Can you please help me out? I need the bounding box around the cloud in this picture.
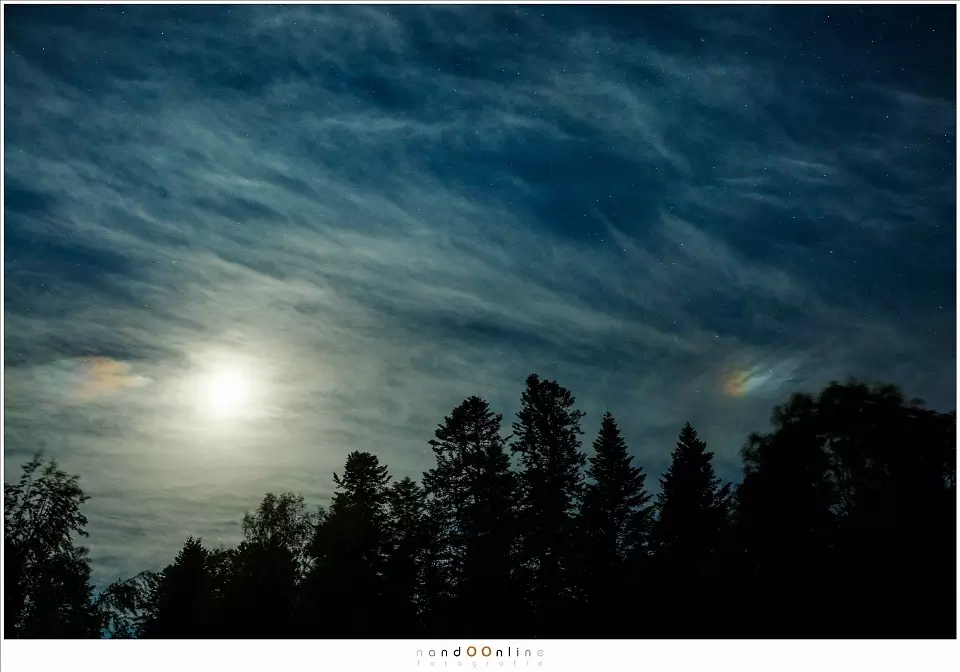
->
[3,5,954,587]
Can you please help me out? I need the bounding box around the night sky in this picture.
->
[4,4,955,588]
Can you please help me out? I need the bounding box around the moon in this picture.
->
[196,365,253,418]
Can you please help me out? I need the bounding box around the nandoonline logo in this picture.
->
[416,646,546,667]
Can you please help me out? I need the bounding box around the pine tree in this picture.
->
[578,412,653,634]
[421,396,518,635]
[383,477,429,635]
[510,374,586,636]
[138,537,215,638]
[652,422,731,635]
[306,451,392,636]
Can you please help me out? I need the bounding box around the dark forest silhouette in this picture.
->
[4,374,956,638]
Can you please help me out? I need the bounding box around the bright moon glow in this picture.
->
[197,366,253,418]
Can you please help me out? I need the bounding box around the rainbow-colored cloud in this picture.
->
[32,356,151,404]
[722,359,801,398]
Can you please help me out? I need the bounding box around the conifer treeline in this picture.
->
[4,374,956,638]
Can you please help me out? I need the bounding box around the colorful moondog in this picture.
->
[32,356,151,403]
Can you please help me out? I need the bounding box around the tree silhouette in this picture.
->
[421,396,519,635]
[2,374,955,639]
[736,380,956,637]
[734,390,838,636]
[306,451,392,636]
[138,537,216,638]
[577,412,653,636]
[223,540,299,637]
[4,454,100,638]
[243,491,316,635]
[511,374,587,636]
[199,547,237,637]
[652,422,731,636]
[382,476,430,636]
[240,492,315,580]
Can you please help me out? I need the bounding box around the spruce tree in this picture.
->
[578,412,652,634]
[510,374,586,636]
[652,422,731,635]
[421,396,518,635]
[306,451,392,636]
[138,537,215,638]
[383,477,429,635]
